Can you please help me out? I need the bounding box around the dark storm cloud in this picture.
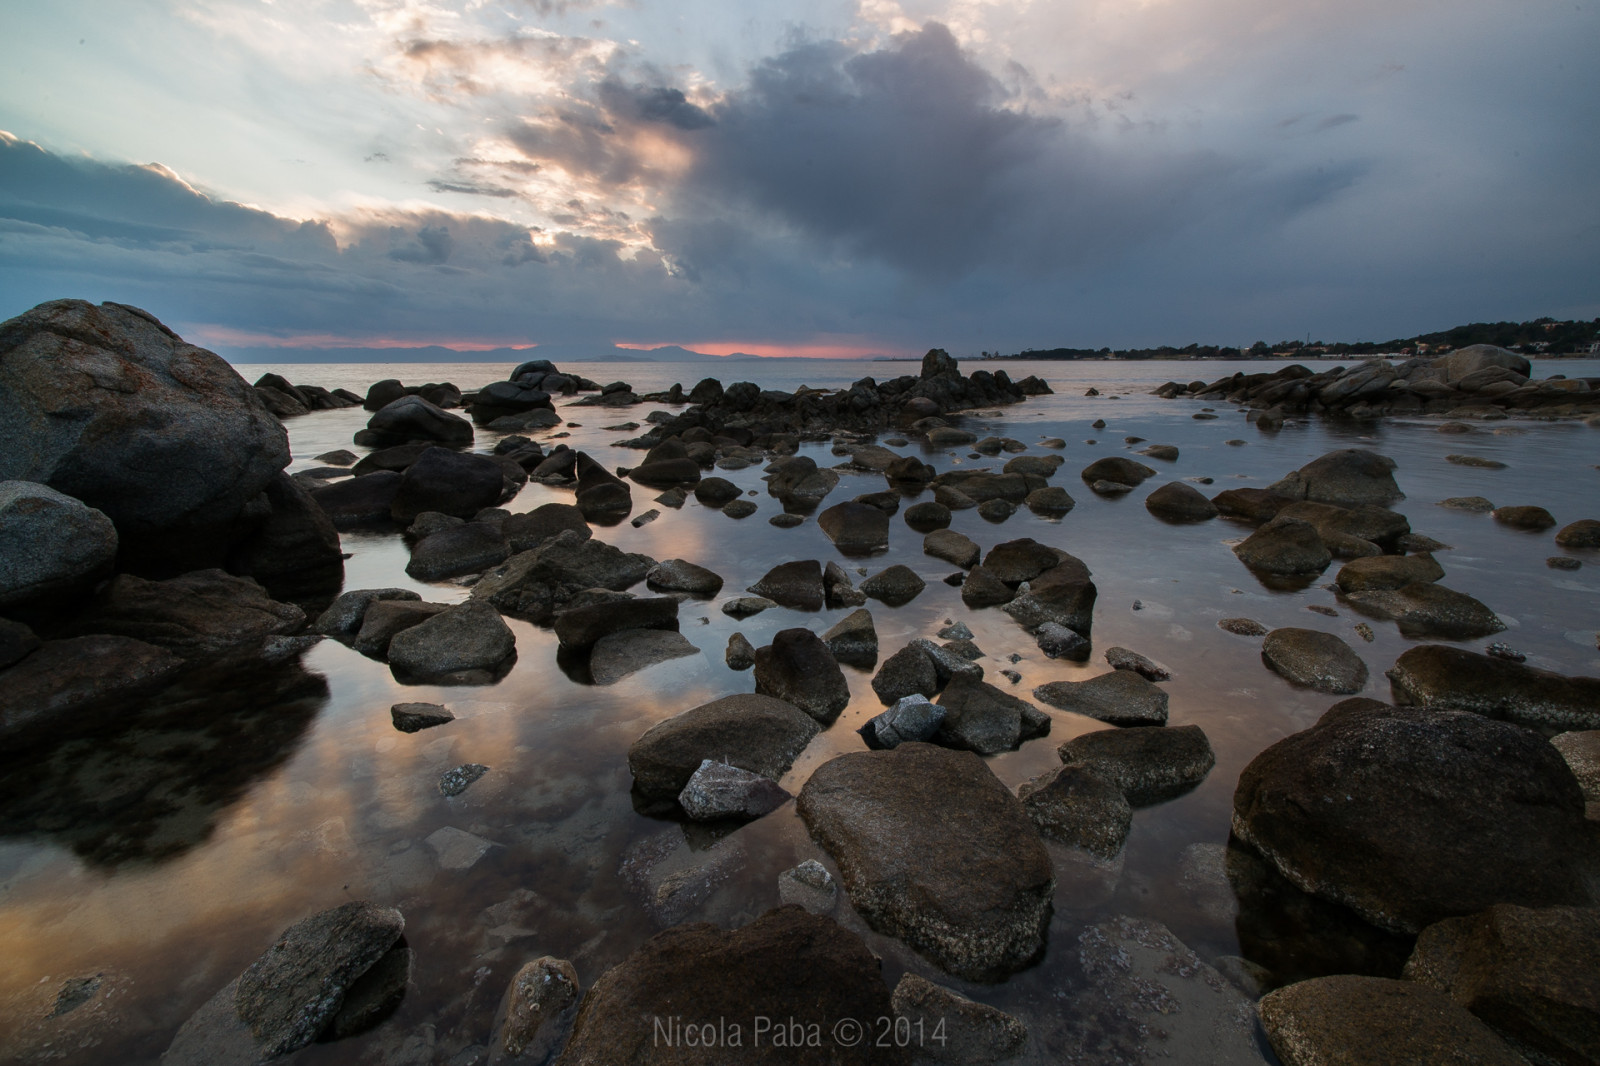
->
[597,81,714,130]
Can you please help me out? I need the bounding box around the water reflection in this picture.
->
[0,654,327,867]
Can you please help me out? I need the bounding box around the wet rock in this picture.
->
[490,956,579,1066]
[646,558,724,596]
[406,522,510,581]
[769,512,804,528]
[766,456,840,510]
[427,825,497,870]
[922,529,979,570]
[1260,628,1369,694]
[1232,698,1593,934]
[777,860,838,914]
[1044,916,1266,1065]
[1550,731,1600,803]
[590,629,700,684]
[363,393,473,448]
[1056,724,1216,806]
[351,600,449,658]
[1344,582,1505,639]
[558,906,905,1066]
[905,501,953,531]
[690,475,741,508]
[1035,622,1091,661]
[387,601,516,684]
[574,454,634,523]
[628,458,701,489]
[934,485,978,510]
[391,702,454,733]
[1219,617,1269,636]
[1266,448,1403,507]
[1405,903,1600,1065]
[981,538,1063,585]
[861,693,946,749]
[0,481,118,608]
[1139,444,1180,461]
[1024,486,1075,516]
[1080,456,1157,487]
[627,693,819,803]
[911,638,983,685]
[1212,487,1295,523]
[861,564,926,606]
[1492,505,1557,530]
[797,744,1054,980]
[872,644,940,703]
[1233,516,1333,575]
[1259,975,1526,1066]
[1144,482,1220,522]
[472,530,654,623]
[1387,644,1600,732]
[0,617,39,670]
[722,596,777,618]
[1,635,185,745]
[818,501,891,554]
[1016,765,1131,858]
[820,560,864,608]
[725,632,756,670]
[309,470,403,528]
[931,676,1049,754]
[1275,501,1408,557]
[748,559,825,610]
[502,503,590,553]
[390,447,506,523]
[824,608,878,666]
[890,974,1027,1065]
[0,300,292,574]
[754,628,851,724]
[678,759,792,820]
[165,901,406,1062]
[440,762,489,797]
[1034,670,1169,726]
[976,498,1015,522]
[315,449,358,466]
[228,472,345,608]
[1555,519,1600,548]
[65,569,304,660]
[1334,552,1445,592]
[960,566,1014,608]
[1004,454,1064,477]
[1549,556,1582,570]
[1001,556,1098,635]
[1439,495,1497,512]
[1105,647,1171,682]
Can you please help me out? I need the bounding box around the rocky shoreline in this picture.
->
[2,299,1597,1066]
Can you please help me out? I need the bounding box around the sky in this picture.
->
[0,0,1595,359]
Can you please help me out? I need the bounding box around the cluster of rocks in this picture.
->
[312,588,517,684]
[0,300,349,747]
[1158,344,1600,420]
[251,372,363,418]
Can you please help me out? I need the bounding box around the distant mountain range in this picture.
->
[222,343,769,365]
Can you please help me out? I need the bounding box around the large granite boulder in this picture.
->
[1233,516,1332,576]
[628,693,819,804]
[797,744,1054,980]
[1259,975,1527,1066]
[1232,698,1594,933]
[1265,448,1403,507]
[1404,903,1600,1066]
[0,481,117,609]
[359,394,473,447]
[1387,644,1600,732]
[390,447,507,522]
[0,300,290,574]
[471,530,654,623]
[64,569,304,660]
[225,472,344,608]
[557,906,907,1066]
[754,628,851,725]
[385,600,516,684]
[1432,344,1531,383]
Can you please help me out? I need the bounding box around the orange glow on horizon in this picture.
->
[615,339,908,360]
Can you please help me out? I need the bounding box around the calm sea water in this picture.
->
[2,357,1596,1063]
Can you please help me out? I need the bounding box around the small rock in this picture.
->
[925,529,980,568]
[1035,622,1091,661]
[1555,518,1600,548]
[1446,454,1507,469]
[426,826,497,870]
[725,632,756,670]
[490,956,579,1065]
[1548,556,1582,570]
[1485,641,1525,662]
[647,558,725,595]
[677,759,792,820]
[721,499,758,518]
[629,508,660,528]
[391,702,454,733]
[1438,496,1496,512]
[1034,670,1169,726]
[861,693,946,749]
[721,596,777,618]
[1104,646,1171,681]
[769,513,804,528]
[1260,628,1369,694]
[861,564,926,606]
[777,859,838,914]
[1219,617,1269,636]
[440,763,489,797]
[1491,505,1556,530]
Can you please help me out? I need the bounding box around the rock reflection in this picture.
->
[0,653,328,867]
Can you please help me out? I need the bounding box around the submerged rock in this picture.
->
[490,956,579,1066]
[890,974,1027,1065]
[1,634,185,745]
[818,501,891,554]
[590,629,699,684]
[797,744,1054,981]
[1232,698,1593,934]
[777,860,838,915]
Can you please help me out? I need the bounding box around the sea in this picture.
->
[1,356,1596,1063]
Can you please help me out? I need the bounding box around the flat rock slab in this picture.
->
[1233,698,1594,934]
[797,743,1054,981]
[426,826,497,870]
[1387,644,1600,732]
[1034,670,1169,727]
[1056,724,1216,806]
[1260,628,1369,694]
[1344,583,1505,640]
[1259,975,1526,1066]
[557,906,907,1065]
[1036,916,1267,1065]
[590,629,700,685]
[628,693,820,803]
